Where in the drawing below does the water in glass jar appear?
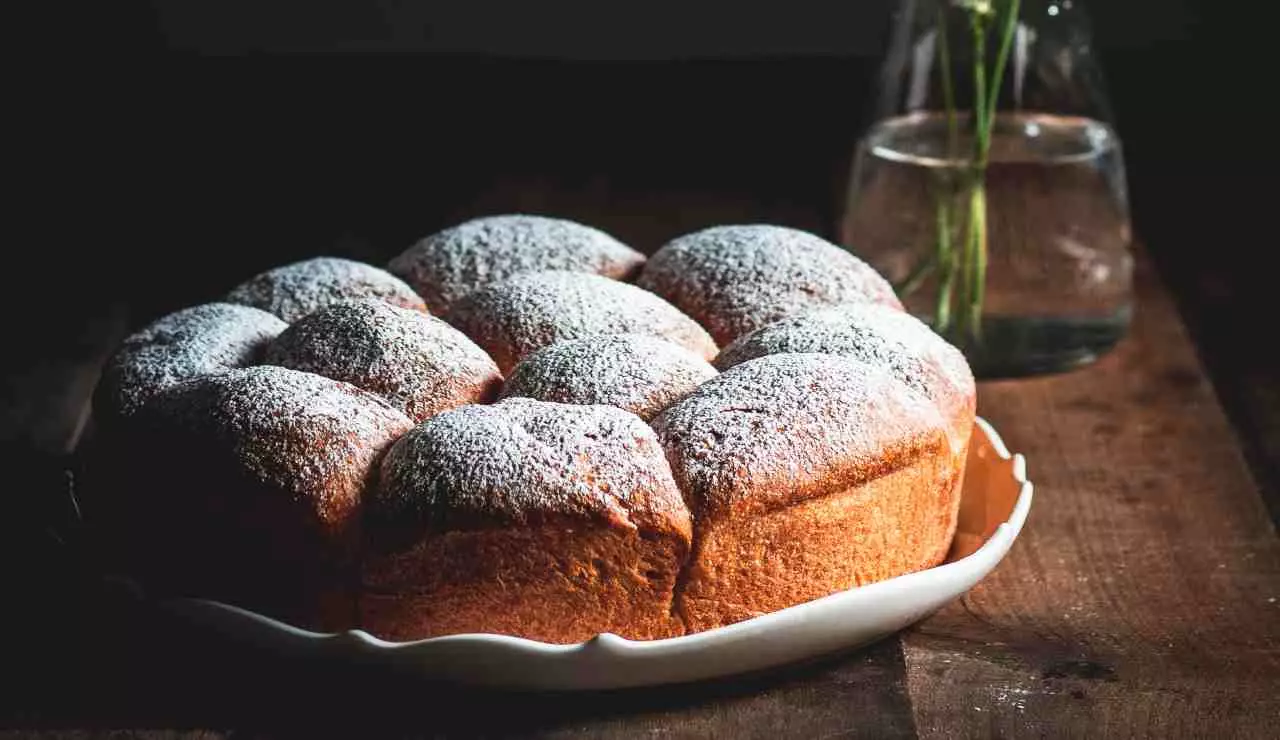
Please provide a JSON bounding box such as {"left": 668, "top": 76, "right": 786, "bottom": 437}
{"left": 841, "top": 112, "right": 1134, "bottom": 377}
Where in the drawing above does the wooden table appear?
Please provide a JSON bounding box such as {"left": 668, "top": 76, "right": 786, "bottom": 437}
{"left": 3, "top": 221, "right": 1277, "bottom": 738}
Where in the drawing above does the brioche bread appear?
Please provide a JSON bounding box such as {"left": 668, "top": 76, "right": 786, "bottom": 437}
{"left": 362, "top": 398, "right": 692, "bottom": 643}
{"left": 265, "top": 298, "right": 502, "bottom": 422}
{"left": 88, "top": 222, "right": 976, "bottom": 642}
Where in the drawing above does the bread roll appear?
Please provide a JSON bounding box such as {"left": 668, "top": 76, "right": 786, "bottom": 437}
{"left": 637, "top": 224, "right": 903, "bottom": 346}
{"left": 500, "top": 333, "right": 717, "bottom": 421}
{"left": 94, "top": 302, "right": 286, "bottom": 423}
{"left": 444, "top": 271, "right": 717, "bottom": 375}
{"left": 388, "top": 214, "right": 646, "bottom": 314}
{"left": 362, "top": 398, "right": 692, "bottom": 643}
{"left": 265, "top": 298, "right": 502, "bottom": 422}
{"left": 227, "top": 256, "right": 427, "bottom": 322}
{"left": 651, "top": 353, "right": 953, "bottom": 632}
{"left": 107, "top": 366, "right": 414, "bottom": 631}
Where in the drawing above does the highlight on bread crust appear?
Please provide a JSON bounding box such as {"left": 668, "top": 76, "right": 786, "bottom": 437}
{"left": 637, "top": 224, "right": 904, "bottom": 346}
{"left": 443, "top": 271, "right": 718, "bottom": 375}
{"left": 265, "top": 298, "right": 502, "bottom": 422}
{"left": 94, "top": 302, "right": 287, "bottom": 423}
{"left": 716, "top": 303, "right": 976, "bottom": 455}
{"left": 388, "top": 214, "right": 647, "bottom": 315}
{"left": 104, "top": 366, "right": 414, "bottom": 632}
{"left": 650, "top": 353, "right": 954, "bottom": 633}
{"left": 362, "top": 398, "right": 693, "bottom": 644}
{"left": 716, "top": 305, "right": 978, "bottom": 572}
{"left": 226, "top": 256, "right": 428, "bottom": 323}
{"left": 500, "top": 333, "right": 717, "bottom": 421}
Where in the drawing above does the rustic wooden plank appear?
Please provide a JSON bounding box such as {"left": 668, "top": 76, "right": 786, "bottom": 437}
{"left": 902, "top": 253, "right": 1280, "bottom": 738}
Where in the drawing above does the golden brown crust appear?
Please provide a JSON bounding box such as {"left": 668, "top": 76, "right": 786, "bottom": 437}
{"left": 362, "top": 525, "right": 687, "bottom": 643}
{"left": 676, "top": 454, "right": 953, "bottom": 631}
{"left": 362, "top": 399, "right": 693, "bottom": 643}
{"left": 651, "top": 353, "right": 950, "bottom": 518}
{"left": 652, "top": 352, "right": 956, "bottom": 632}
{"left": 94, "top": 226, "right": 982, "bottom": 642}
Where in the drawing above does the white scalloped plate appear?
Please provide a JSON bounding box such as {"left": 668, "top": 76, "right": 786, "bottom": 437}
{"left": 154, "top": 416, "right": 1032, "bottom": 691}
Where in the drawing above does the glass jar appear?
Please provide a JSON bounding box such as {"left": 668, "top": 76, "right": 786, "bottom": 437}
{"left": 840, "top": 0, "right": 1134, "bottom": 378}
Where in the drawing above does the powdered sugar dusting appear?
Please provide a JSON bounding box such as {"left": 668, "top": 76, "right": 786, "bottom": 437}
{"left": 97, "top": 302, "right": 288, "bottom": 420}
{"left": 444, "top": 271, "right": 718, "bottom": 375}
{"left": 637, "top": 224, "right": 904, "bottom": 346}
{"left": 144, "top": 366, "right": 414, "bottom": 527}
{"left": 371, "top": 398, "right": 691, "bottom": 551}
{"left": 264, "top": 299, "right": 502, "bottom": 422}
{"left": 716, "top": 303, "right": 974, "bottom": 415}
{"left": 388, "top": 214, "right": 647, "bottom": 314}
{"left": 651, "top": 353, "right": 948, "bottom": 517}
{"left": 501, "top": 334, "right": 718, "bottom": 421}
{"left": 226, "top": 256, "right": 428, "bottom": 323}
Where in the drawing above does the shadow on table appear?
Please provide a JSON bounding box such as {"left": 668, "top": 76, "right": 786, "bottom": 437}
{"left": 29, "top": 587, "right": 913, "bottom": 736}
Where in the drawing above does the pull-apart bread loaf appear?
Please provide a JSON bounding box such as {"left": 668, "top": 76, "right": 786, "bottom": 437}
{"left": 85, "top": 218, "right": 978, "bottom": 643}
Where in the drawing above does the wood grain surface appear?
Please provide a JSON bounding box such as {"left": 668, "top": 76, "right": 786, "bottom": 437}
{"left": 904, "top": 254, "right": 1280, "bottom": 738}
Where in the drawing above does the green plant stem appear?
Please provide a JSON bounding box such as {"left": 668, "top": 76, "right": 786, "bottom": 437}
{"left": 923, "top": 1, "right": 1020, "bottom": 345}
{"left": 934, "top": 197, "right": 954, "bottom": 332}
{"left": 968, "top": 184, "right": 988, "bottom": 338}
{"left": 957, "top": 10, "right": 990, "bottom": 341}
{"left": 934, "top": 6, "right": 960, "bottom": 332}
{"left": 984, "top": 0, "right": 1022, "bottom": 151}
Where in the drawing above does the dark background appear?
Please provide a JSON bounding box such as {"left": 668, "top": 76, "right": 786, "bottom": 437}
{"left": 13, "top": 0, "right": 1260, "bottom": 323}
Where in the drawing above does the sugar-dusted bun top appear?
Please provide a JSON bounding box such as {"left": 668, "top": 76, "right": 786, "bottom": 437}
{"left": 137, "top": 365, "right": 414, "bottom": 535}
{"left": 637, "top": 224, "right": 903, "bottom": 346}
{"left": 226, "top": 256, "right": 427, "bottom": 323}
{"left": 444, "top": 271, "right": 718, "bottom": 375}
{"left": 501, "top": 334, "right": 717, "bottom": 421}
{"left": 651, "top": 353, "right": 948, "bottom": 519}
{"left": 97, "top": 302, "right": 287, "bottom": 421}
{"left": 265, "top": 298, "right": 502, "bottom": 422}
{"left": 388, "top": 214, "right": 647, "bottom": 314}
{"left": 370, "top": 398, "right": 693, "bottom": 553}
{"left": 715, "top": 303, "right": 974, "bottom": 451}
